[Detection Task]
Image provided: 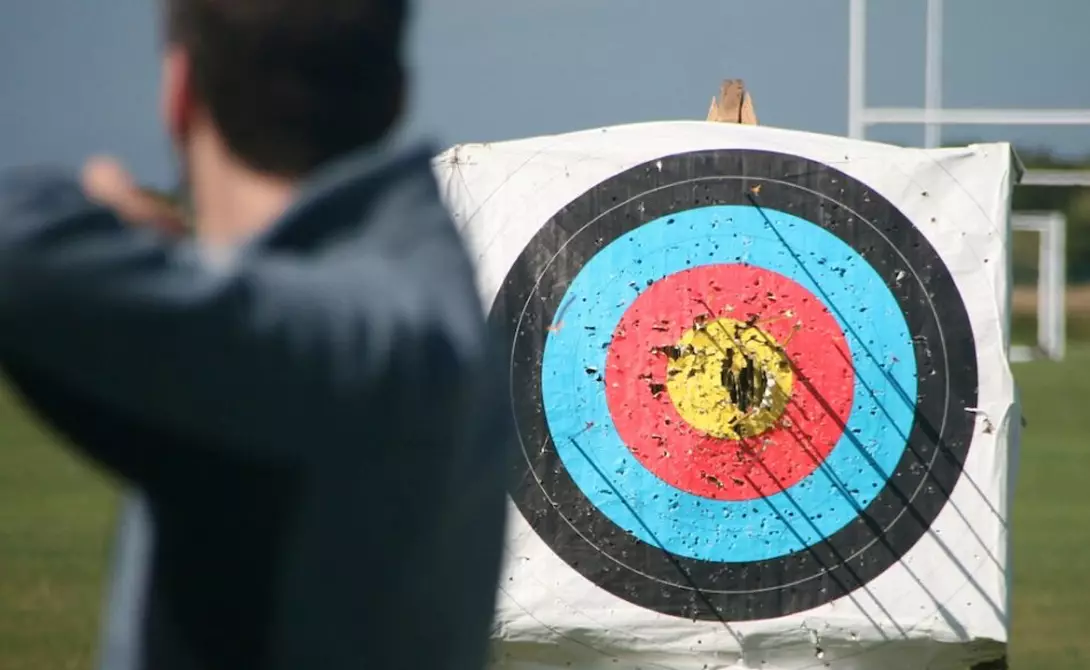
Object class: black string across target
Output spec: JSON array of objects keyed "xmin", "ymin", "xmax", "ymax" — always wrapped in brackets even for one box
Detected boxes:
[{"xmin": 489, "ymin": 149, "xmax": 978, "ymax": 621}]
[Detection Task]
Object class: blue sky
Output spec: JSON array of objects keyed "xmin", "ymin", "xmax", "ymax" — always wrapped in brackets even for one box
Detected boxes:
[{"xmin": 2, "ymin": 0, "xmax": 1087, "ymax": 187}]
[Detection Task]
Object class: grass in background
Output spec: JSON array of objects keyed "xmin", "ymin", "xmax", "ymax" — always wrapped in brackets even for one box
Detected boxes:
[
  {"xmin": 0, "ymin": 350, "xmax": 1088, "ymax": 669},
  {"xmin": 0, "ymin": 388, "xmax": 116, "ymax": 670},
  {"xmin": 1008, "ymin": 346, "xmax": 1090, "ymax": 669}
]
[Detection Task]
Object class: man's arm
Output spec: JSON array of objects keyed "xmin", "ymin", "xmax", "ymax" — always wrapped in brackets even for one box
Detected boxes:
[{"xmin": 0, "ymin": 168, "xmax": 409, "ymax": 463}]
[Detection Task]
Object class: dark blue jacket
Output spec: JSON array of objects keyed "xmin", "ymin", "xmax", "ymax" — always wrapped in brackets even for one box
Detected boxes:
[{"xmin": 0, "ymin": 145, "xmax": 510, "ymax": 670}]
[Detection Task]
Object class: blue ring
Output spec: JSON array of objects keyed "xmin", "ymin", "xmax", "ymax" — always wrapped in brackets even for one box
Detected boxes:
[{"xmin": 540, "ymin": 205, "xmax": 917, "ymax": 563}]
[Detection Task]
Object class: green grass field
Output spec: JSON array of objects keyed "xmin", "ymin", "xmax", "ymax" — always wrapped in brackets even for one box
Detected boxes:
[
  {"xmin": 0, "ymin": 346, "xmax": 1088, "ymax": 669},
  {"xmin": 0, "ymin": 386, "xmax": 117, "ymax": 670}
]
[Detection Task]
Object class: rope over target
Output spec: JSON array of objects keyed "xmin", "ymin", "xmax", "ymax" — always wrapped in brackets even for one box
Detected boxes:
[{"xmin": 489, "ymin": 148, "xmax": 979, "ymax": 622}]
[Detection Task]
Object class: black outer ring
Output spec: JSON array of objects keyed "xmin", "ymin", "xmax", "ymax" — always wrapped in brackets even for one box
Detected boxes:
[{"xmin": 488, "ymin": 149, "xmax": 979, "ymax": 622}]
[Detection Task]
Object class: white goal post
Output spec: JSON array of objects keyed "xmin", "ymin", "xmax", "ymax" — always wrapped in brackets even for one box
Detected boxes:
[
  {"xmin": 1010, "ymin": 212, "xmax": 1067, "ymax": 363},
  {"xmin": 847, "ymin": 0, "xmax": 1078, "ymax": 364}
]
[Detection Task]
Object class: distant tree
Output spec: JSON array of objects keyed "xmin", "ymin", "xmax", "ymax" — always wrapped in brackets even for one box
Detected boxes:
[{"xmin": 1061, "ymin": 189, "xmax": 1090, "ymax": 282}]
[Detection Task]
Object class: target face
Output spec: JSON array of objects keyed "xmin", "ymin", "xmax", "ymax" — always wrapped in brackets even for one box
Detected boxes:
[{"xmin": 490, "ymin": 149, "xmax": 978, "ymax": 622}]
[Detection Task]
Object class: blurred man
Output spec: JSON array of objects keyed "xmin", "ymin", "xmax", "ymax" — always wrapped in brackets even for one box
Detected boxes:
[{"xmin": 0, "ymin": 1, "xmax": 510, "ymax": 669}]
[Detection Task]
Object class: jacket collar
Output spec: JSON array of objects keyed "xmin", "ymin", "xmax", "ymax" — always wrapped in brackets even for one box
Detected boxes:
[{"xmin": 239, "ymin": 139, "xmax": 440, "ymax": 255}]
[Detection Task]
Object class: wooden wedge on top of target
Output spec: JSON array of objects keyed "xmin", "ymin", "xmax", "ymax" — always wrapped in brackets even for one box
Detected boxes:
[{"xmin": 706, "ymin": 79, "xmax": 758, "ymax": 125}]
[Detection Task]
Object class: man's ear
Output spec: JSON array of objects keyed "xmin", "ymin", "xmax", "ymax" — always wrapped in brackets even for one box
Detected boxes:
[{"xmin": 161, "ymin": 46, "xmax": 194, "ymax": 146}]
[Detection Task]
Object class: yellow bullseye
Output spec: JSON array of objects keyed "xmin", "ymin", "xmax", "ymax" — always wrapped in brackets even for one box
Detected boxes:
[{"xmin": 664, "ymin": 318, "xmax": 794, "ymax": 440}]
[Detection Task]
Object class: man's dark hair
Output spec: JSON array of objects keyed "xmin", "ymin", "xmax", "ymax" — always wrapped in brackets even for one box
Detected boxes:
[{"xmin": 166, "ymin": 0, "xmax": 408, "ymax": 176}]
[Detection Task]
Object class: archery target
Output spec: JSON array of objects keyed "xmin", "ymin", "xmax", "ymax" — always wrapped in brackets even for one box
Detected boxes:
[{"xmin": 488, "ymin": 148, "xmax": 978, "ymax": 622}]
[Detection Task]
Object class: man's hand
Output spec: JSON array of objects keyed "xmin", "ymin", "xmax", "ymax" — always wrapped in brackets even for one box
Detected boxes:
[{"xmin": 81, "ymin": 156, "xmax": 188, "ymax": 236}]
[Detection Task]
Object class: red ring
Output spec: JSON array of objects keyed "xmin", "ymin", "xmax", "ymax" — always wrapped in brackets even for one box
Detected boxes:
[{"xmin": 604, "ymin": 264, "xmax": 854, "ymax": 501}]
